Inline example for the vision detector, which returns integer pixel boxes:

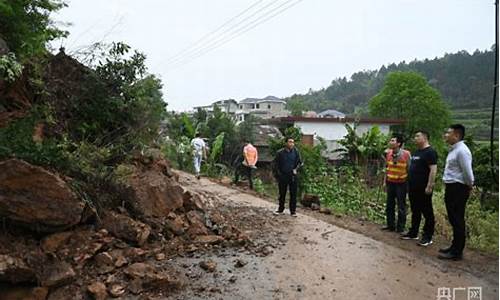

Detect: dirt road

[170,171,498,300]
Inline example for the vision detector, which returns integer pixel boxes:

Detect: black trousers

[444,183,470,255]
[385,182,407,231]
[234,165,253,189]
[278,174,297,213]
[408,186,435,239]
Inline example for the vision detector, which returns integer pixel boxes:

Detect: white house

[275,116,404,160]
[235,96,289,123]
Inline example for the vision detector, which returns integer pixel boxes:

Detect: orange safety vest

[386,149,410,183]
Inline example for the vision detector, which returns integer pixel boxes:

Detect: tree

[368,71,451,143]
[286,98,307,116]
[0,0,68,60]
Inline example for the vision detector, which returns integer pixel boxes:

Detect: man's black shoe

[381,226,395,231]
[438,252,463,261]
[439,246,453,254]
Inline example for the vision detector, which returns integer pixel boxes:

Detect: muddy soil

[1,171,496,300]
[169,171,498,300]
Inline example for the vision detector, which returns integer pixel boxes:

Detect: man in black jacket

[272,137,303,217]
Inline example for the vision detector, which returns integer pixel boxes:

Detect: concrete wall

[294,122,391,160]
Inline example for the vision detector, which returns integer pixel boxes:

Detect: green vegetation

[0,0,68,60]
[369,71,451,145]
[285,47,498,140]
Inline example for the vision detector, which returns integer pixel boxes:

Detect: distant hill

[286,46,497,139]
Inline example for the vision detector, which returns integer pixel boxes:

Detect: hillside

[286,47,497,139]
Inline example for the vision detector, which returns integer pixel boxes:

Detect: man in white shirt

[191,133,207,180]
[439,124,474,261]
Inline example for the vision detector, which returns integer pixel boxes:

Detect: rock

[110,250,128,268]
[301,194,320,208]
[186,211,209,237]
[311,203,320,211]
[40,260,76,288]
[47,284,84,300]
[124,262,155,278]
[0,254,37,283]
[31,287,50,300]
[229,275,237,283]
[199,260,217,272]
[101,211,151,246]
[164,213,186,236]
[124,263,185,293]
[319,207,332,215]
[0,159,85,232]
[234,259,248,268]
[155,253,166,261]
[182,191,205,211]
[87,282,108,300]
[209,211,225,225]
[125,169,184,217]
[122,247,147,262]
[220,176,232,185]
[108,284,126,298]
[94,252,114,274]
[41,231,73,253]
[194,235,224,245]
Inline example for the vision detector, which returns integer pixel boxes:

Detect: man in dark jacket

[272,137,302,217]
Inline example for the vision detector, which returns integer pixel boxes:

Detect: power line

[164,0,297,69]
[164,0,303,71]
[161,0,282,68]
[160,0,265,65]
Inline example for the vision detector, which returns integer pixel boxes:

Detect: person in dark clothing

[401,130,438,247]
[272,137,302,217]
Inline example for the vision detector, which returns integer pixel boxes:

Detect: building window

[268,104,271,109]
[256,104,260,109]
[252,104,255,109]
[239,105,243,109]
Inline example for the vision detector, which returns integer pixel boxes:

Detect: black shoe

[417,238,433,247]
[439,246,453,254]
[438,252,463,261]
[273,210,284,215]
[381,226,395,232]
[400,233,419,240]
[396,228,405,233]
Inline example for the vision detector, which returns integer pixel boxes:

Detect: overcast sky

[53,0,495,111]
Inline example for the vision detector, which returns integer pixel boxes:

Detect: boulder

[40,260,76,288]
[87,282,108,300]
[164,213,186,236]
[0,159,84,232]
[41,232,73,253]
[301,194,320,208]
[182,191,205,211]
[319,207,332,215]
[101,211,151,246]
[199,260,217,272]
[124,263,185,294]
[0,254,37,283]
[185,211,209,237]
[126,170,184,217]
